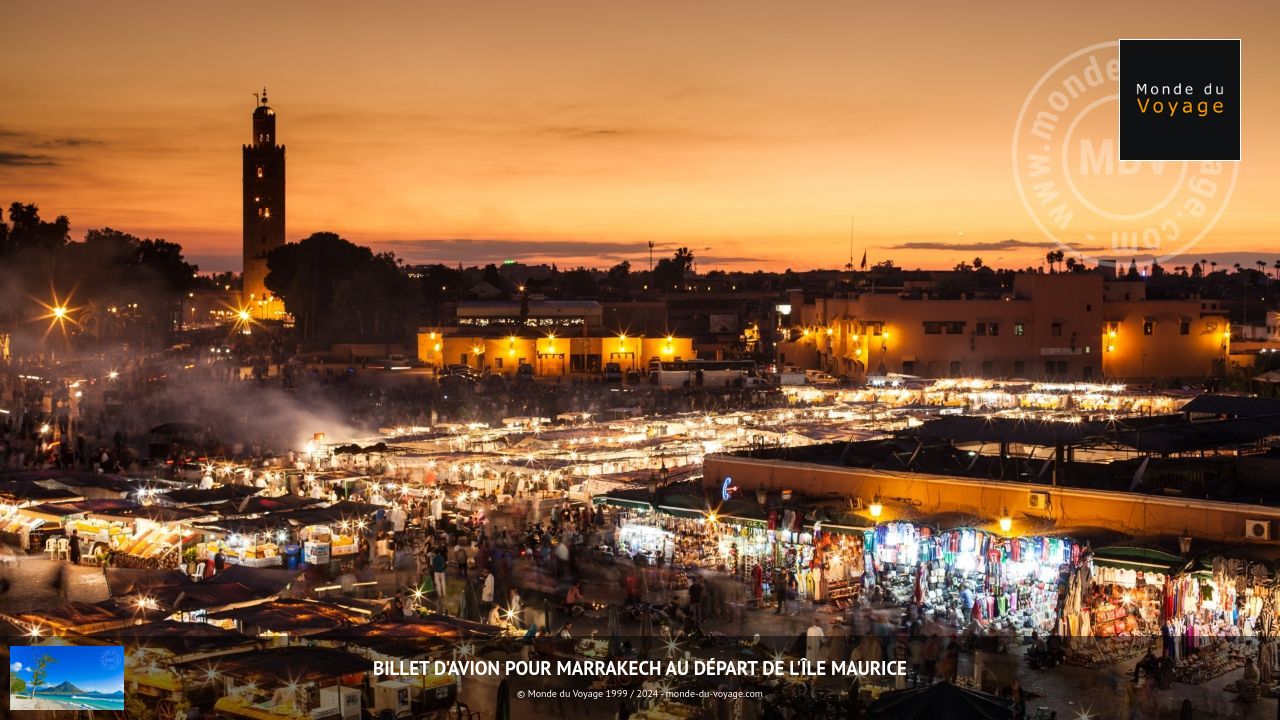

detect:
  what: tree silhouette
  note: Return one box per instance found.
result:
[653,248,695,290]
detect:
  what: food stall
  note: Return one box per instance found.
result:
[88,505,211,569]
[181,647,367,720]
[199,533,285,568]
[92,620,256,720]
[0,482,83,550]
[299,522,361,565]
[15,499,142,561]
[312,614,506,715]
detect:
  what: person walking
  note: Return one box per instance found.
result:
[481,568,496,613]
[687,575,704,624]
[432,548,449,600]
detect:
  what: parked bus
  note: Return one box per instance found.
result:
[647,359,763,388]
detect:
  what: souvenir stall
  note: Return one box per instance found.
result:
[1059,545,1172,653]
[863,522,1076,637]
[1059,547,1178,669]
[1161,556,1273,684]
[605,495,869,608]
[614,512,676,565]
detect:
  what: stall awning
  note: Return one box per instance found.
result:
[1090,546,1183,573]
[205,599,366,633]
[311,614,503,658]
[594,495,653,511]
[21,499,139,521]
[174,646,368,685]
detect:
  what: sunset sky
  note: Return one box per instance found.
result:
[2,1,1277,273]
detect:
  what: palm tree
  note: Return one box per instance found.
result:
[1256,260,1267,275]
[1273,260,1280,280]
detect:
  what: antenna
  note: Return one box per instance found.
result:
[846,214,855,270]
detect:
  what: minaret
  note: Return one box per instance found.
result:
[242,87,286,316]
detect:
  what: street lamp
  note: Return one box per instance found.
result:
[999,508,1013,533]
[868,493,883,519]
[1179,528,1193,556]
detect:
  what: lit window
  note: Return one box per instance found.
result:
[257,167,264,178]
[1143,321,1154,336]
[1014,323,1025,336]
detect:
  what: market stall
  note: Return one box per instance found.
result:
[88,505,210,569]
[180,646,367,720]
[313,614,506,715]
[863,522,1075,637]
[0,482,83,550]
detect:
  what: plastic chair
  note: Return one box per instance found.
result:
[55,537,70,560]
[44,537,58,560]
[192,563,206,580]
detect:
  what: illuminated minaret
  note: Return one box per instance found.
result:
[242,87,286,316]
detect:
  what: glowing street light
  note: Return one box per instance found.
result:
[998,508,1013,533]
[868,494,883,519]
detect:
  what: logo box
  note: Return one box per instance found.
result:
[1119,39,1241,161]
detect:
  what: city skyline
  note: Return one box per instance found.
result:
[2,1,1278,274]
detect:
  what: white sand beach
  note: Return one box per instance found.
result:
[9,694,90,710]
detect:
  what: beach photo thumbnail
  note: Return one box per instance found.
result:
[9,645,125,713]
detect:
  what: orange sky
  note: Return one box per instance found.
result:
[1,1,1276,272]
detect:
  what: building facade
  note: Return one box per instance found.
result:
[241,88,287,319]
[418,300,694,376]
[417,333,695,376]
[779,273,1229,381]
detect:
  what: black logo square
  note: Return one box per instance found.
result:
[1119,39,1240,161]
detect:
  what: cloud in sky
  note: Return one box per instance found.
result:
[374,238,763,266]
[882,238,1103,253]
[11,661,22,672]
[0,151,56,166]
